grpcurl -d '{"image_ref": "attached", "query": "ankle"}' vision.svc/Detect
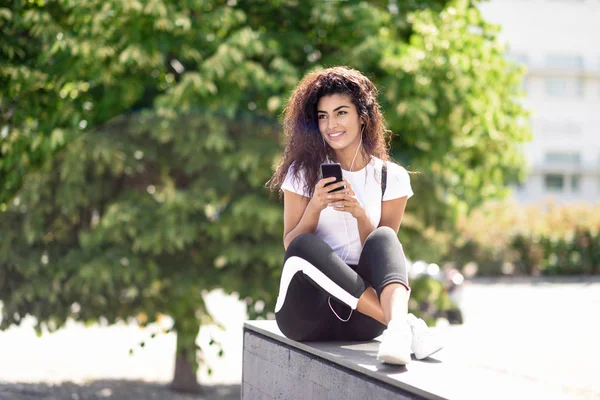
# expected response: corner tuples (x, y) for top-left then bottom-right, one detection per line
(387, 316), (410, 330)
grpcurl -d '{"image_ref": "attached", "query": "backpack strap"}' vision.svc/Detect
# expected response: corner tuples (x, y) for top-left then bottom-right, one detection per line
(381, 162), (387, 199)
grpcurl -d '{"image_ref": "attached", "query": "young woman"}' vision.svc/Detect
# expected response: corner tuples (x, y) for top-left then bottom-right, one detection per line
(267, 66), (442, 364)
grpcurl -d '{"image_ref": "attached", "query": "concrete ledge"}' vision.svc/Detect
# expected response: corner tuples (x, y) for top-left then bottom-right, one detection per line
(242, 320), (559, 400)
(243, 320), (452, 400)
(242, 322), (420, 400)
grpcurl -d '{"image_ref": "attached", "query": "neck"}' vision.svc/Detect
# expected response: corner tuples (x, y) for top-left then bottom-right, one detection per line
(334, 139), (368, 171)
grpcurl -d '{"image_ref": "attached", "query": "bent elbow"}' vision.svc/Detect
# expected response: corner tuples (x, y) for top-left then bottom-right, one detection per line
(283, 234), (290, 251)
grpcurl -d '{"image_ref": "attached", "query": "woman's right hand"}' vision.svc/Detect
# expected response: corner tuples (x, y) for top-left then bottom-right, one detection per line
(308, 177), (346, 212)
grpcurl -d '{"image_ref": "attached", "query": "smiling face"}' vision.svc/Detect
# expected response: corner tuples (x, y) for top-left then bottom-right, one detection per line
(317, 93), (364, 152)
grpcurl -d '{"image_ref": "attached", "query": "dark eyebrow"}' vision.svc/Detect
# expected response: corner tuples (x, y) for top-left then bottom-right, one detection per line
(317, 105), (350, 113)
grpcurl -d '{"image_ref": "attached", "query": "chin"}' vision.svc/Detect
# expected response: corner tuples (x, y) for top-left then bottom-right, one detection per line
(329, 140), (353, 151)
(327, 142), (344, 150)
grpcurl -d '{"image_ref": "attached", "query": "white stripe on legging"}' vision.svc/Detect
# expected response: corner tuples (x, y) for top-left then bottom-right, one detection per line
(274, 256), (360, 313)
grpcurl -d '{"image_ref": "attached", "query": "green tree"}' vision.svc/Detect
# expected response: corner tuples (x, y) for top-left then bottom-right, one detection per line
(1, 0), (529, 392)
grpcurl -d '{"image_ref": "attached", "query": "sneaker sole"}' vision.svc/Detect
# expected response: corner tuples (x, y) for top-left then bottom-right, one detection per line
(413, 345), (443, 360)
(377, 352), (411, 365)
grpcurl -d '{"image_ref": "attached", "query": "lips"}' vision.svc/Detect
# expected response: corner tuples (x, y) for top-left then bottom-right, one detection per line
(328, 131), (345, 141)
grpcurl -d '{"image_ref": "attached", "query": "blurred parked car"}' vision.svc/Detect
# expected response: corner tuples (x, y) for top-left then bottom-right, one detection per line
(407, 259), (465, 325)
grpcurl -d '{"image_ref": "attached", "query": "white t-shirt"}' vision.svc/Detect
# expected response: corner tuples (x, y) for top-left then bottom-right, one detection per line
(281, 156), (414, 265)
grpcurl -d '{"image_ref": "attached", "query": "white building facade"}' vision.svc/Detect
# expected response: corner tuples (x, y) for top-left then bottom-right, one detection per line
(479, 0), (600, 204)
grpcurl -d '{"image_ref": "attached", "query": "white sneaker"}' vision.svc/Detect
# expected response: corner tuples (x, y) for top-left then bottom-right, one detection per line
(377, 320), (412, 365)
(407, 313), (444, 360)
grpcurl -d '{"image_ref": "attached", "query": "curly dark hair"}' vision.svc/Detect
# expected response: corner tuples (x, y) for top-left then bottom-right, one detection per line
(267, 66), (391, 197)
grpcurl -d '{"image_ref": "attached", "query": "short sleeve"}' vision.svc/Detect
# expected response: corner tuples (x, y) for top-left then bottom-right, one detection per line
(281, 163), (310, 197)
(382, 162), (414, 201)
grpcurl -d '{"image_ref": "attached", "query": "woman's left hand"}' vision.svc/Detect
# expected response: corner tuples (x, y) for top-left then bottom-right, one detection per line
(326, 178), (366, 220)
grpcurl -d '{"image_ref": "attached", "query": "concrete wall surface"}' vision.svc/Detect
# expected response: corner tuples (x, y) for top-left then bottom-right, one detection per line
(242, 331), (419, 400)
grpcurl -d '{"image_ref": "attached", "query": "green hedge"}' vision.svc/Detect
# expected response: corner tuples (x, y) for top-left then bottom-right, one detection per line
(445, 200), (600, 276)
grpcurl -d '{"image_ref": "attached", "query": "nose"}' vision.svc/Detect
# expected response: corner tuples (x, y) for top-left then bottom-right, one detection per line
(327, 116), (339, 132)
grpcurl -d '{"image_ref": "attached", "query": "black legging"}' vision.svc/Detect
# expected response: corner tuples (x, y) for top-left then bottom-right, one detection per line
(274, 226), (409, 342)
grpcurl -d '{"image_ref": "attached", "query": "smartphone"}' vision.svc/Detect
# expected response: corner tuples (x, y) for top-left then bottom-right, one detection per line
(320, 163), (345, 193)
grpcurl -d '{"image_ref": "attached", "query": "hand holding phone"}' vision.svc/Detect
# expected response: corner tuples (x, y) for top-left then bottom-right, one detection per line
(320, 163), (345, 193)
(307, 163), (346, 213)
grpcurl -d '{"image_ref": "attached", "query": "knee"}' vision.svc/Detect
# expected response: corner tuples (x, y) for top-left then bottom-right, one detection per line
(365, 226), (401, 248)
(286, 233), (320, 257)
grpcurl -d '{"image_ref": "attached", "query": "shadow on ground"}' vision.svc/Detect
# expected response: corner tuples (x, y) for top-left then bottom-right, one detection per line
(0, 380), (240, 400)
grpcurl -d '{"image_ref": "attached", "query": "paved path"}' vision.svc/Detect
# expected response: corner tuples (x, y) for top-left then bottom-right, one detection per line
(1, 278), (599, 399)
(441, 278), (600, 399)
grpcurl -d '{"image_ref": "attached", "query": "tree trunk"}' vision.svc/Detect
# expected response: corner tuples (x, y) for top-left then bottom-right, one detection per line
(170, 327), (202, 394)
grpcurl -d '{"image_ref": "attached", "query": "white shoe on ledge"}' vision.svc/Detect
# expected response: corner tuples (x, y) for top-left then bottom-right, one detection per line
(407, 313), (444, 360)
(376, 319), (412, 365)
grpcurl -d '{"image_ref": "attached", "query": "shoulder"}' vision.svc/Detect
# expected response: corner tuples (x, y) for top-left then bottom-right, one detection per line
(369, 157), (409, 177)
(284, 161), (299, 175)
(282, 162), (309, 197)
(368, 156), (386, 172)
(283, 162), (304, 184)
(377, 158), (414, 201)
(385, 161), (410, 178)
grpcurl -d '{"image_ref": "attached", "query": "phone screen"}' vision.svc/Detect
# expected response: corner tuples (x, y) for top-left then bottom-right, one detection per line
(320, 163), (344, 193)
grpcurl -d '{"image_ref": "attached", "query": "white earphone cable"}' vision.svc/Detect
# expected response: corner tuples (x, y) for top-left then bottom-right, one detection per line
(340, 125), (364, 263)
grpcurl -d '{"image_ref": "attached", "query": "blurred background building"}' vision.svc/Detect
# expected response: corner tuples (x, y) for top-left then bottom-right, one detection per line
(480, 0), (600, 204)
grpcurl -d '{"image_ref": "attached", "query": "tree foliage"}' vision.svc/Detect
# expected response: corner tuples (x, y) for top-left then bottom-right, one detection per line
(0, 0), (530, 390)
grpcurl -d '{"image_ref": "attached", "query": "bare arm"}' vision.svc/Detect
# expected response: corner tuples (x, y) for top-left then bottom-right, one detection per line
(356, 196), (408, 244)
(356, 213), (376, 246)
(379, 196), (409, 234)
(282, 191), (321, 250)
(282, 177), (345, 250)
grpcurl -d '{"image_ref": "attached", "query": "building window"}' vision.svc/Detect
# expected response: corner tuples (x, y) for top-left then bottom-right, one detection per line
(571, 175), (581, 192)
(545, 78), (583, 97)
(544, 174), (565, 191)
(544, 54), (584, 98)
(544, 152), (581, 165)
(538, 121), (582, 136)
(546, 54), (583, 69)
